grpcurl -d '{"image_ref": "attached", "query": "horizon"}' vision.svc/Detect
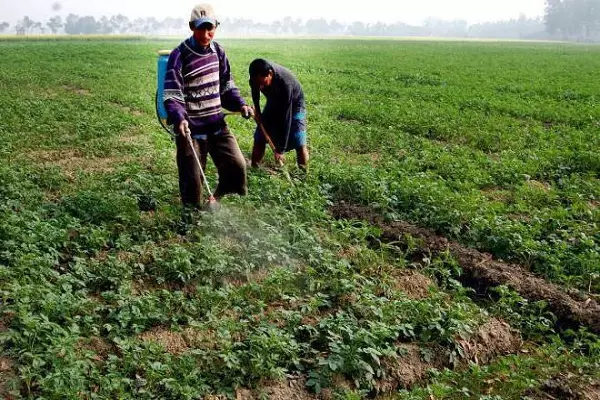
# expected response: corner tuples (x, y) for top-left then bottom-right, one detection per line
(1, 0), (546, 28)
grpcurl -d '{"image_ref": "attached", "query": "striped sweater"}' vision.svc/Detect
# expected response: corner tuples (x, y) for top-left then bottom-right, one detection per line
(163, 38), (246, 135)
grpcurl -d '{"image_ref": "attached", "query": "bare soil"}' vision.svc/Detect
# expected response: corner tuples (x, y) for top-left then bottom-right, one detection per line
(0, 357), (15, 400)
(376, 318), (521, 394)
(389, 269), (436, 300)
(138, 327), (191, 355)
(235, 377), (317, 400)
(77, 336), (117, 362)
(30, 148), (131, 175)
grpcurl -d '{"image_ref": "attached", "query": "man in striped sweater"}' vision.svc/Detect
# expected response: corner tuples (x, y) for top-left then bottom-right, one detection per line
(164, 4), (253, 208)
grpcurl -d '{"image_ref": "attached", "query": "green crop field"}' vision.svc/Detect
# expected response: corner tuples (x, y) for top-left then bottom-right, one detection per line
(0, 37), (599, 399)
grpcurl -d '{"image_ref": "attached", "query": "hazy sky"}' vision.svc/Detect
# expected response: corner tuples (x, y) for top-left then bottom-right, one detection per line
(1, 0), (546, 26)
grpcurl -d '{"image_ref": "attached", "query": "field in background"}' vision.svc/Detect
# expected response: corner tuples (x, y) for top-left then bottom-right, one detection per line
(0, 38), (599, 399)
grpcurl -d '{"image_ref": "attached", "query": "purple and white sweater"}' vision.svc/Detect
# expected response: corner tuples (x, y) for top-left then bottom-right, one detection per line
(163, 38), (246, 136)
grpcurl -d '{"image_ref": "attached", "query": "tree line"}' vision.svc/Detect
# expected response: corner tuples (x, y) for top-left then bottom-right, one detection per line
(1, 0), (599, 42)
(545, 0), (600, 41)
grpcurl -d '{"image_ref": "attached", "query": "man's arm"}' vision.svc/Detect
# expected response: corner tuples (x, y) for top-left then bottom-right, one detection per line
(250, 80), (261, 117)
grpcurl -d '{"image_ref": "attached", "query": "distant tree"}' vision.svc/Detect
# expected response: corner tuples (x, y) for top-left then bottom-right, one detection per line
(282, 16), (294, 34)
(78, 16), (100, 34)
(269, 20), (283, 35)
(32, 21), (44, 34)
(369, 22), (388, 36)
(15, 16), (42, 35)
(284, 17), (304, 34)
(329, 20), (345, 35)
(469, 16), (546, 39)
(227, 18), (256, 35)
(98, 16), (113, 34)
(387, 21), (426, 36)
(46, 16), (63, 34)
(110, 14), (131, 34)
(64, 14), (100, 34)
(0, 22), (9, 33)
(64, 14), (79, 34)
(15, 16), (37, 35)
(160, 17), (184, 35)
(544, 0), (600, 41)
(423, 18), (468, 37)
(348, 21), (368, 35)
(146, 17), (162, 34)
(305, 18), (330, 35)
(545, 0), (561, 33)
(576, 0), (600, 39)
(129, 17), (161, 34)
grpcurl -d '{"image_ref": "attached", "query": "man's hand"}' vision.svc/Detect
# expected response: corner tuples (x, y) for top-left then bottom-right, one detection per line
(179, 120), (191, 138)
(274, 152), (284, 164)
(241, 105), (254, 120)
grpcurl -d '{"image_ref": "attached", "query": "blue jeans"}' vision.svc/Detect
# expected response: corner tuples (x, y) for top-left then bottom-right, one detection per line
(254, 111), (307, 152)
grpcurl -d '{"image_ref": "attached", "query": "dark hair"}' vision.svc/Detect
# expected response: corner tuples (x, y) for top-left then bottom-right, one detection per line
(249, 59), (273, 78)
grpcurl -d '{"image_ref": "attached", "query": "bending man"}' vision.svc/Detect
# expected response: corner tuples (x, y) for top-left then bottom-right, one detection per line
(249, 58), (309, 169)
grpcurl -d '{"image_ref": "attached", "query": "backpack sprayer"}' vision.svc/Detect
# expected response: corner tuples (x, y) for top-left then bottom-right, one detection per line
(156, 50), (173, 136)
(156, 50), (219, 210)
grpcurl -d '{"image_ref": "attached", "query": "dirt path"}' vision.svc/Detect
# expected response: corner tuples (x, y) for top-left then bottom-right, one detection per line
(330, 203), (600, 335)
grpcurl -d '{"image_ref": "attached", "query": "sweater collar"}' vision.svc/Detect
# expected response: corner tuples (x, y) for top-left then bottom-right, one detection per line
(189, 36), (216, 53)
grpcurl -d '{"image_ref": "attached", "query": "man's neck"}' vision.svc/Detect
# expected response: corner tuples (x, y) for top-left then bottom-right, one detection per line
(190, 36), (214, 51)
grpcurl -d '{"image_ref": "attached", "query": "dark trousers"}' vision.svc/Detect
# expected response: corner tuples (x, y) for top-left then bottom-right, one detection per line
(175, 126), (247, 207)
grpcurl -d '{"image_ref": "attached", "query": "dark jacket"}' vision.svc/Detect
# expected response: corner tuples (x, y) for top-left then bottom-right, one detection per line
(251, 61), (305, 147)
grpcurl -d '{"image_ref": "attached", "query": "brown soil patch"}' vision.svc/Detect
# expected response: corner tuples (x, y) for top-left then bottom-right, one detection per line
(330, 203), (600, 335)
(376, 317), (520, 394)
(62, 85), (90, 96)
(525, 179), (552, 192)
(457, 318), (522, 365)
(138, 326), (219, 355)
(339, 153), (382, 167)
(337, 244), (361, 259)
(30, 149), (131, 175)
(235, 377), (317, 400)
(0, 357), (15, 400)
(115, 126), (154, 147)
(110, 101), (144, 117)
(77, 336), (116, 362)
(377, 343), (442, 392)
(0, 359), (13, 374)
(95, 250), (137, 264)
(138, 327), (190, 355)
(390, 270), (435, 300)
(583, 384), (600, 400)
(224, 269), (270, 287)
(480, 187), (511, 203)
